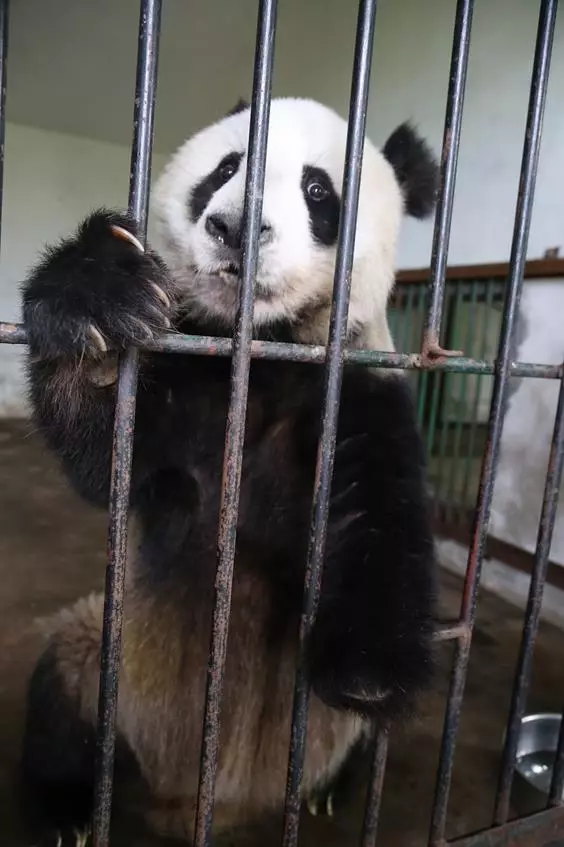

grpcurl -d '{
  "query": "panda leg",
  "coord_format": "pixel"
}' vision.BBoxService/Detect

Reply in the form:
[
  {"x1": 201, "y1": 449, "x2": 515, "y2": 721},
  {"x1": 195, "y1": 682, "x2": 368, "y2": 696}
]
[
  {"x1": 20, "y1": 596, "x2": 141, "y2": 847},
  {"x1": 20, "y1": 642, "x2": 97, "y2": 846}
]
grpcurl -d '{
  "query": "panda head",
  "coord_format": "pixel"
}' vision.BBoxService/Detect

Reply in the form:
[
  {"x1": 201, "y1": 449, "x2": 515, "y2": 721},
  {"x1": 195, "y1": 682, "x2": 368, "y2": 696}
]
[{"x1": 151, "y1": 97, "x2": 438, "y2": 347}]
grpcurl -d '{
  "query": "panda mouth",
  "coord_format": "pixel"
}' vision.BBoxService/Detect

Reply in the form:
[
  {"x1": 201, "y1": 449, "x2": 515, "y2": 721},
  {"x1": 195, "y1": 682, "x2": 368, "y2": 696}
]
[
  {"x1": 211, "y1": 264, "x2": 273, "y2": 301},
  {"x1": 218, "y1": 262, "x2": 240, "y2": 280}
]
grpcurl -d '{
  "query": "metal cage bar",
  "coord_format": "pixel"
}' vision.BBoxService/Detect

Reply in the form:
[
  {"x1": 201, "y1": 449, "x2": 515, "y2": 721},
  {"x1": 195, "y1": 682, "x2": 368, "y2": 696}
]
[
  {"x1": 91, "y1": 1, "x2": 162, "y2": 844},
  {"x1": 0, "y1": 320, "x2": 561, "y2": 380},
  {"x1": 193, "y1": 1, "x2": 278, "y2": 843},
  {"x1": 429, "y1": 1, "x2": 559, "y2": 842},
  {"x1": 493, "y1": 375, "x2": 564, "y2": 824},
  {"x1": 421, "y1": 0, "x2": 473, "y2": 354},
  {"x1": 282, "y1": 1, "x2": 378, "y2": 842},
  {"x1": 360, "y1": 731, "x2": 389, "y2": 847}
]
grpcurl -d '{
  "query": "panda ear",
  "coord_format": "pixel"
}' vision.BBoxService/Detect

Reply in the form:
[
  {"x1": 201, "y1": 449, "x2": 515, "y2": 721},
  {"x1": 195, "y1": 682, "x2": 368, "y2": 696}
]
[
  {"x1": 226, "y1": 98, "x2": 250, "y2": 117},
  {"x1": 382, "y1": 122, "x2": 439, "y2": 219}
]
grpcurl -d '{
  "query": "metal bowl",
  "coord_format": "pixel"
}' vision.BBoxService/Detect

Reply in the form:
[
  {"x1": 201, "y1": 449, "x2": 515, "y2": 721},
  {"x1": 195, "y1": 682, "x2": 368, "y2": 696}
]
[{"x1": 511, "y1": 712, "x2": 562, "y2": 814}]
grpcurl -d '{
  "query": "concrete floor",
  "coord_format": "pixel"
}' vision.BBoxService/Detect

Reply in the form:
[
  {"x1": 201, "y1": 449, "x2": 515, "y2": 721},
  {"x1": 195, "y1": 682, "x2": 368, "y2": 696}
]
[{"x1": 0, "y1": 419, "x2": 562, "y2": 846}]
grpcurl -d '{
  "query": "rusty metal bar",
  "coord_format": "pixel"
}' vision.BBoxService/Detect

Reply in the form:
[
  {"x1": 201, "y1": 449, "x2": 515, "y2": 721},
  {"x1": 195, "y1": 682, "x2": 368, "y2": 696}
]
[
  {"x1": 0, "y1": 0, "x2": 8, "y2": 246},
  {"x1": 548, "y1": 709, "x2": 564, "y2": 806},
  {"x1": 361, "y1": 731, "x2": 389, "y2": 847},
  {"x1": 281, "y1": 2, "x2": 378, "y2": 844},
  {"x1": 192, "y1": 1, "x2": 277, "y2": 844},
  {"x1": 428, "y1": 1, "x2": 558, "y2": 843},
  {"x1": 448, "y1": 805, "x2": 564, "y2": 847},
  {"x1": 421, "y1": 0, "x2": 474, "y2": 356},
  {"x1": 493, "y1": 374, "x2": 564, "y2": 824},
  {"x1": 91, "y1": 1, "x2": 162, "y2": 844},
  {"x1": 1, "y1": 321, "x2": 562, "y2": 379}
]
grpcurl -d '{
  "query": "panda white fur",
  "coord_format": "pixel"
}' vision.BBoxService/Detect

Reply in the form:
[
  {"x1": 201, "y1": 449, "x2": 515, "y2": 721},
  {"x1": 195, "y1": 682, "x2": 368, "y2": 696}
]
[{"x1": 20, "y1": 97, "x2": 439, "y2": 845}]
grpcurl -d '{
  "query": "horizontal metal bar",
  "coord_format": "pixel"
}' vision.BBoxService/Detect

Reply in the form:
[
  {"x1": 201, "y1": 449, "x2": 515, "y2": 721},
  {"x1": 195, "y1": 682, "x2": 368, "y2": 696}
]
[
  {"x1": 434, "y1": 621, "x2": 469, "y2": 642},
  {"x1": 91, "y1": 1, "x2": 162, "y2": 844},
  {"x1": 493, "y1": 374, "x2": 564, "y2": 824},
  {"x1": 193, "y1": 1, "x2": 278, "y2": 844},
  {"x1": 447, "y1": 805, "x2": 564, "y2": 847},
  {"x1": 3, "y1": 322, "x2": 561, "y2": 379},
  {"x1": 428, "y1": 0, "x2": 558, "y2": 841}
]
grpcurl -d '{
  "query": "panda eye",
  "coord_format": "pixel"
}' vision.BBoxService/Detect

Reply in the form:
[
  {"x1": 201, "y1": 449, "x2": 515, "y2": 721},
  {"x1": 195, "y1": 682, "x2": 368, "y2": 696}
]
[
  {"x1": 306, "y1": 180, "x2": 329, "y2": 202},
  {"x1": 219, "y1": 162, "x2": 237, "y2": 180},
  {"x1": 217, "y1": 153, "x2": 242, "y2": 183}
]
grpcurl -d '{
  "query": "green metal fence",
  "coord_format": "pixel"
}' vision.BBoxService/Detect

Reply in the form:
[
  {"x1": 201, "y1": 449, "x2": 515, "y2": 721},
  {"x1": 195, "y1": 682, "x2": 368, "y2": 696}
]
[{"x1": 389, "y1": 279, "x2": 505, "y2": 526}]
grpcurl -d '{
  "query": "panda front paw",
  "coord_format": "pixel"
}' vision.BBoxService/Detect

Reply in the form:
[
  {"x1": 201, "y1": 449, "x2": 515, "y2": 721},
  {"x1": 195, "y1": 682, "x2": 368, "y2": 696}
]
[
  {"x1": 22, "y1": 209, "x2": 177, "y2": 361},
  {"x1": 308, "y1": 614, "x2": 435, "y2": 720}
]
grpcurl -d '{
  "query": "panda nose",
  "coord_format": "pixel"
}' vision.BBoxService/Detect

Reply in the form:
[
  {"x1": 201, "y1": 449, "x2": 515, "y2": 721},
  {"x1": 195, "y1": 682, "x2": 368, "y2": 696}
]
[
  {"x1": 205, "y1": 213, "x2": 273, "y2": 250},
  {"x1": 205, "y1": 213, "x2": 241, "y2": 250}
]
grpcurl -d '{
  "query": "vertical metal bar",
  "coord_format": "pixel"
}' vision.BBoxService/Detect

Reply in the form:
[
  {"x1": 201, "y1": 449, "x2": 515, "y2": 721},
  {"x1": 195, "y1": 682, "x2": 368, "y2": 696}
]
[
  {"x1": 549, "y1": 710, "x2": 564, "y2": 806},
  {"x1": 91, "y1": 1, "x2": 162, "y2": 844},
  {"x1": 421, "y1": 0, "x2": 474, "y2": 353},
  {"x1": 428, "y1": 2, "x2": 558, "y2": 841},
  {"x1": 425, "y1": 367, "x2": 444, "y2": 502},
  {"x1": 360, "y1": 731, "x2": 389, "y2": 847},
  {"x1": 434, "y1": 288, "x2": 455, "y2": 507},
  {"x1": 193, "y1": 2, "x2": 277, "y2": 843},
  {"x1": 446, "y1": 282, "x2": 476, "y2": 520},
  {"x1": 0, "y1": 0, "x2": 8, "y2": 249},
  {"x1": 282, "y1": 2, "x2": 378, "y2": 843},
  {"x1": 493, "y1": 374, "x2": 564, "y2": 824},
  {"x1": 460, "y1": 280, "x2": 494, "y2": 513}
]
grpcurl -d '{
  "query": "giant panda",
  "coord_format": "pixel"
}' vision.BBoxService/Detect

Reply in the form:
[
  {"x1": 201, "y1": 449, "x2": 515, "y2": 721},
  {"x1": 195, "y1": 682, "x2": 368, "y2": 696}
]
[{"x1": 19, "y1": 97, "x2": 439, "y2": 845}]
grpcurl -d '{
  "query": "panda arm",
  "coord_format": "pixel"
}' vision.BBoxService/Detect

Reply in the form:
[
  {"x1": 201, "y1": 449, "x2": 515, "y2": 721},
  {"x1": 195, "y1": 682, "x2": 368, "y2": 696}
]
[
  {"x1": 22, "y1": 210, "x2": 177, "y2": 508},
  {"x1": 307, "y1": 369, "x2": 438, "y2": 718}
]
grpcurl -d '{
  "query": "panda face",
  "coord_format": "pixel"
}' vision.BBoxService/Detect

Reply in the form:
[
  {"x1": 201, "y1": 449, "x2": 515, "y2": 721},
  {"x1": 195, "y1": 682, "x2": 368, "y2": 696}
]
[{"x1": 151, "y1": 97, "x2": 437, "y2": 345}]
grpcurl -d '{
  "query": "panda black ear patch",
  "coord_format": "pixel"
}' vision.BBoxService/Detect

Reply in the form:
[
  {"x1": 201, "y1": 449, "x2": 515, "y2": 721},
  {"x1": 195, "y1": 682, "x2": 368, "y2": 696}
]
[
  {"x1": 227, "y1": 98, "x2": 250, "y2": 117},
  {"x1": 382, "y1": 123, "x2": 439, "y2": 220}
]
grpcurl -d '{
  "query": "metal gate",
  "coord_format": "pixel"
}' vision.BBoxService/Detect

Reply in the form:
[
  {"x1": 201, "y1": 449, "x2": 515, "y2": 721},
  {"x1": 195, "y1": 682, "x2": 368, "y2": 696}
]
[{"x1": 0, "y1": 0, "x2": 563, "y2": 845}]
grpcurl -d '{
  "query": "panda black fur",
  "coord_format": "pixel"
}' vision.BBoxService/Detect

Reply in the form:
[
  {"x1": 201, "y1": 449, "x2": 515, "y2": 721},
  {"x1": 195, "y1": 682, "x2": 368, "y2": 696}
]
[{"x1": 20, "y1": 97, "x2": 439, "y2": 845}]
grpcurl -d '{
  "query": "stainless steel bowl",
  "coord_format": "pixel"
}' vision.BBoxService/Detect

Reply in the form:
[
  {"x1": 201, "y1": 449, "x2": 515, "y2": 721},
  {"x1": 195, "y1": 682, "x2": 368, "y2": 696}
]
[{"x1": 511, "y1": 712, "x2": 562, "y2": 814}]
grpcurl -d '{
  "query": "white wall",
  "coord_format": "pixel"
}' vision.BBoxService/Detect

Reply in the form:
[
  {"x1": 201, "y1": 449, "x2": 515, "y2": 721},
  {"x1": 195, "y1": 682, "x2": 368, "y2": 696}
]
[
  {"x1": 490, "y1": 281, "x2": 564, "y2": 567},
  {"x1": 0, "y1": 123, "x2": 167, "y2": 414}
]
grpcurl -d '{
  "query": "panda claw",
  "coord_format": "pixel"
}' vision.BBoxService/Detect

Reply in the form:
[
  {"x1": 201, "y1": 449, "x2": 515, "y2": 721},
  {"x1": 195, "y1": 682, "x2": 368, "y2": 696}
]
[
  {"x1": 326, "y1": 792, "x2": 334, "y2": 817},
  {"x1": 150, "y1": 282, "x2": 171, "y2": 310},
  {"x1": 110, "y1": 224, "x2": 145, "y2": 254},
  {"x1": 87, "y1": 324, "x2": 108, "y2": 353},
  {"x1": 74, "y1": 829, "x2": 89, "y2": 847},
  {"x1": 306, "y1": 797, "x2": 319, "y2": 817}
]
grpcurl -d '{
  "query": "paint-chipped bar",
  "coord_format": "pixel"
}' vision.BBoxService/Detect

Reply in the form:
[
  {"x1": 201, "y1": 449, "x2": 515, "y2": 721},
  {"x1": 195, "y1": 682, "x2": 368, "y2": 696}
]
[
  {"x1": 421, "y1": 0, "x2": 474, "y2": 356},
  {"x1": 1, "y1": 319, "x2": 563, "y2": 381},
  {"x1": 493, "y1": 375, "x2": 564, "y2": 825},
  {"x1": 361, "y1": 731, "x2": 389, "y2": 847},
  {"x1": 91, "y1": 1, "x2": 162, "y2": 845},
  {"x1": 428, "y1": 1, "x2": 559, "y2": 843},
  {"x1": 282, "y1": 1, "x2": 379, "y2": 844},
  {"x1": 192, "y1": 1, "x2": 278, "y2": 844}
]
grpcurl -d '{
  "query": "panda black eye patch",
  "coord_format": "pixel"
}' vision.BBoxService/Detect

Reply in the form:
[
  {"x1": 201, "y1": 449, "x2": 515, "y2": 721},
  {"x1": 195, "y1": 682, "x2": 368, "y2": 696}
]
[
  {"x1": 189, "y1": 152, "x2": 244, "y2": 222},
  {"x1": 301, "y1": 165, "x2": 340, "y2": 247}
]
